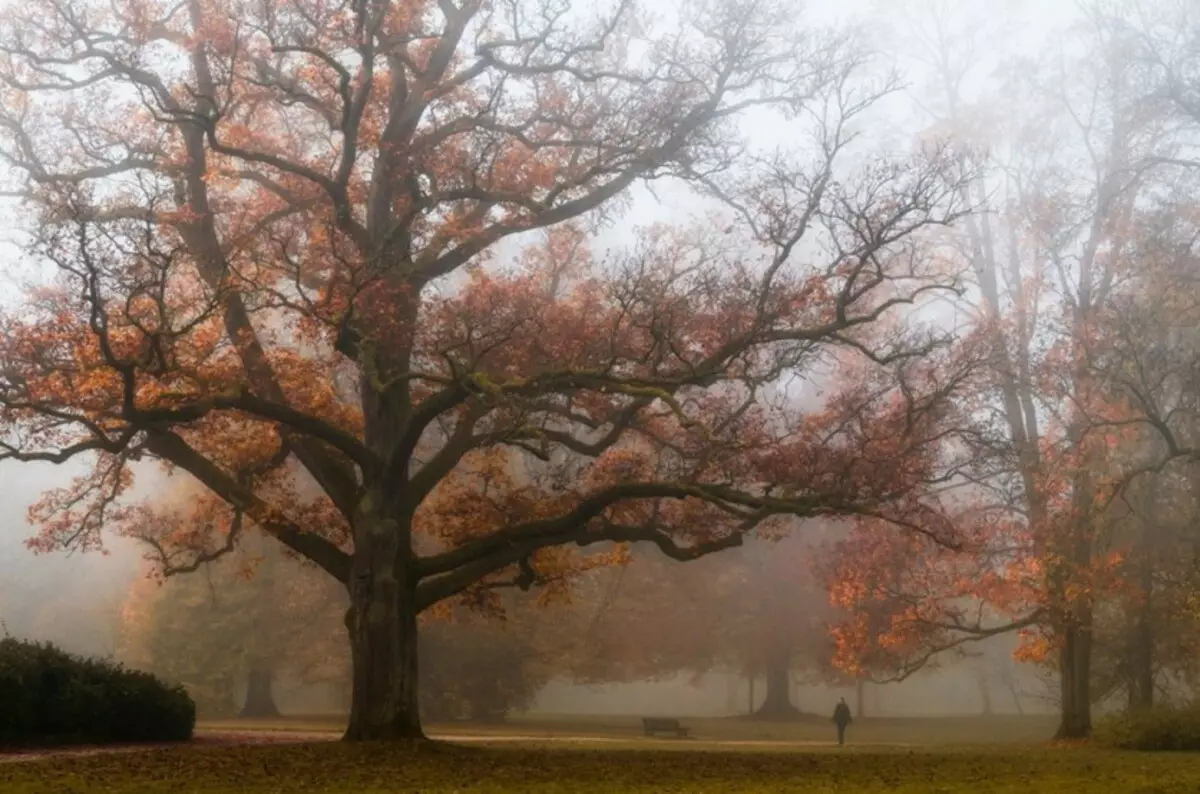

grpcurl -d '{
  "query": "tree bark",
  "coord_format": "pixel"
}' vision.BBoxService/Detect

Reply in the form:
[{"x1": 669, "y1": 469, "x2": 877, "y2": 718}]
[
  {"x1": 1055, "y1": 405, "x2": 1097, "y2": 740},
  {"x1": 753, "y1": 658, "x2": 800, "y2": 719},
  {"x1": 342, "y1": 501, "x2": 424, "y2": 741},
  {"x1": 1055, "y1": 620, "x2": 1092, "y2": 739},
  {"x1": 343, "y1": 581, "x2": 423, "y2": 740},
  {"x1": 240, "y1": 666, "x2": 281, "y2": 719}
]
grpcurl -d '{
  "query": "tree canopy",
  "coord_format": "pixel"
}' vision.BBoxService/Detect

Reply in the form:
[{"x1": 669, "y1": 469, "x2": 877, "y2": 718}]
[{"x1": 0, "y1": 0, "x2": 991, "y2": 740}]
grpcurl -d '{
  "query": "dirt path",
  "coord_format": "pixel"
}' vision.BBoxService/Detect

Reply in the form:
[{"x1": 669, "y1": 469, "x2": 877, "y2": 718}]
[{"x1": 0, "y1": 729, "x2": 897, "y2": 764}]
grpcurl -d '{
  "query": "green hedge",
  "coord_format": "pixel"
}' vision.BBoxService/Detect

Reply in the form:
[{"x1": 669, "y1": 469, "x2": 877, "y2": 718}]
[
  {"x1": 0, "y1": 637, "x2": 195, "y2": 747},
  {"x1": 1094, "y1": 704, "x2": 1200, "y2": 752}
]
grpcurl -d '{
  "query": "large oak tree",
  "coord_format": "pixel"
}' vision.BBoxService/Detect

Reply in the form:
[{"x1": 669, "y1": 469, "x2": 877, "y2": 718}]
[{"x1": 0, "y1": 0, "x2": 987, "y2": 739}]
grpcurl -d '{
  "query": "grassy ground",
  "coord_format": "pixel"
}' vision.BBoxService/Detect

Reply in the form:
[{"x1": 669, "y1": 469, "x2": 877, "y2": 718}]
[
  {"x1": 201, "y1": 712, "x2": 1062, "y2": 746},
  {"x1": 2, "y1": 741, "x2": 1199, "y2": 793}
]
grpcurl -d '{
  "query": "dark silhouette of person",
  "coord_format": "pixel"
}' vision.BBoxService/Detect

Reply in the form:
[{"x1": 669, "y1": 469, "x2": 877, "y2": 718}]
[{"x1": 832, "y1": 697, "x2": 852, "y2": 745}]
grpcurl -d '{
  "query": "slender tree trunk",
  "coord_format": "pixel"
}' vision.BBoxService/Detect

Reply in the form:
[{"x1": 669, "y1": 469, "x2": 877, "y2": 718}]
[
  {"x1": 1004, "y1": 670, "x2": 1025, "y2": 715},
  {"x1": 747, "y1": 672, "x2": 756, "y2": 716},
  {"x1": 1055, "y1": 620, "x2": 1092, "y2": 739},
  {"x1": 1128, "y1": 565, "x2": 1155, "y2": 711},
  {"x1": 240, "y1": 536, "x2": 281, "y2": 720},
  {"x1": 977, "y1": 671, "x2": 993, "y2": 716},
  {"x1": 1055, "y1": 404, "x2": 1096, "y2": 740},
  {"x1": 1128, "y1": 490, "x2": 1157, "y2": 712},
  {"x1": 240, "y1": 666, "x2": 281, "y2": 719},
  {"x1": 1054, "y1": 533, "x2": 1094, "y2": 739},
  {"x1": 855, "y1": 678, "x2": 865, "y2": 719},
  {"x1": 342, "y1": 503, "x2": 424, "y2": 741},
  {"x1": 1134, "y1": 617, "x2": 1154, "y2": 710}
]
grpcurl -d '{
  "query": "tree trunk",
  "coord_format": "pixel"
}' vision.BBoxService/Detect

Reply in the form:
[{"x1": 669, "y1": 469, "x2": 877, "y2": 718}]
[
  {"x1": 1054, "y1": 417, "x2": 1096, "y2": 741},
  {"x1": 1128, "y1": 497, "x2": 1157, "y2": 712},
  {"x1": 855, "y1": 678, "x2": 865, "y2": 719},
  {"x1": 343, "y1": 583, "x2": 423, "y2": 740},
  {"x1": 1005, "y1": 671, "x2": 1025, "y2": 715},
  {"x1": 977, "y1": 671, "x2": 993, "y2": 716},
  {"x1": 753, "y1": 658, "x2": 799, "y2": 719},
  {"x1": 240, "y1": 667, "x2": 281, "y2": 719},
  {"x1": 1128, "y1": 569, "x2": 1155, "y2": 711},
  {"x1": 1055, "y1": 620, "x2": 1092, "y2": 739},
  {"x1": 342, "y1": 504, "x2": 424, "y2": 741}
]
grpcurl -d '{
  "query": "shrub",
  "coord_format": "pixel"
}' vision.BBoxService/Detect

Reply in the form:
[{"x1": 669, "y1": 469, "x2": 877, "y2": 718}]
[
  {"x1": 0, "y1": 637, "x2": 195, "y2": 747},
  {"x1": 1094, "y1": 704, "x2": 1200, "y2": 751}
]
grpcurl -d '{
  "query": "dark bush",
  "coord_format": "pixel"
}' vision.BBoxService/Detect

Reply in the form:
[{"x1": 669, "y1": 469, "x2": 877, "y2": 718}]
[
  {"x1": 1094, "y1": 704, "x2": 1200, "y2": 751},
  {"x1": 0, "y1": 637, "x2": 195, "y2": 747}
]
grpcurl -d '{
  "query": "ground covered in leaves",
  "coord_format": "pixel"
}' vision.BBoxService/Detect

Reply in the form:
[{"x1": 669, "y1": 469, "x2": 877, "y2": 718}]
[
  {"x1": 2, "y1": 741, "x2": 1198, "y2": 793},
  {"x1": 208, "y1": 712, "x2": 1063, "y2": 745}
]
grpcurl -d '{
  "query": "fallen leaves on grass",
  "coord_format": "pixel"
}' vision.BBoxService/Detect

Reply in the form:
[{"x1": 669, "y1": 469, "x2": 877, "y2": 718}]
[{"x1": 0, "y1": 742, "x2": 1196, "y2": 793}]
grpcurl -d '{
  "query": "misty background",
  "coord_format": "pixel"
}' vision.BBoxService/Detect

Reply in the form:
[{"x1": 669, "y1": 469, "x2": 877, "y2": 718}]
[{"x1": 0, "y1": 0, "x2": 1181, "y2": 723}]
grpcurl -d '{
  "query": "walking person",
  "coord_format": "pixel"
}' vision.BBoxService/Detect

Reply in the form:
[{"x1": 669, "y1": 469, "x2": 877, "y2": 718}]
[{"x1": 832, "y1": 697, "x2": 852, "y2": 746}]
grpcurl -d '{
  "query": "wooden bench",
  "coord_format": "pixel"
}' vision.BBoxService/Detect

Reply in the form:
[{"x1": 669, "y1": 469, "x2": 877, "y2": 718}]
[{"x1": 641, "y1": 716, "x2": 691, "y2": 738}]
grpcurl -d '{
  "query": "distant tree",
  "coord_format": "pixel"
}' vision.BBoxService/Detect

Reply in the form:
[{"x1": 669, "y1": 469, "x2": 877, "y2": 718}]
[
  {"x1": 859, "y1": 0, "x2": 1200, "y2": 739},
  {"x1": 119, "y1": 532, "x2": 347, "y2": 718},
  {"x1": 564, "y1": 553, "x2": 718, "y2": 687},
  {"x1": 570, "y1": 531, "x2": 839, "y2": 719},
  {"x1": 711, "y1": 534, "x2": 836, "y2": 719}
]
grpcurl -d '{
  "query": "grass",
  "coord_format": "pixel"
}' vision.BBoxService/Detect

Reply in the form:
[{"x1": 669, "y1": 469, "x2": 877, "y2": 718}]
[
  {"x1": 2, "y1": 741, "x2": 1199, "y2": 793},
  {"x1": 3, "y1": 714, "x2": 1193, "y2": 792},
  {"x1": 200, "y1": 711, "x2": 1062, "y2": 746}
]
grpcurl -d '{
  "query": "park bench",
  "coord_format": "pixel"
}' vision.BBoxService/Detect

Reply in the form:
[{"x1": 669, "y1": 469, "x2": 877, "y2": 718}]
[{"x1": 641, "y1": 716, "x2": 691, "y2": 738}]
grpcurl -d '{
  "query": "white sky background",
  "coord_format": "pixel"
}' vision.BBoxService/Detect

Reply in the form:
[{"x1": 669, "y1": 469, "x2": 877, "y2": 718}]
[{"x1": 0, "y1": 0, "x2": 1090, "y2": 630}]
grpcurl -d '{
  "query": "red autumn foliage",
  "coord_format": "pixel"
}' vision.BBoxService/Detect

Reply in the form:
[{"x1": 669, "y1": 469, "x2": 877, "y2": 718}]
[{"x1": 0, "y1": 0, "x2": 995, "y2": 739}]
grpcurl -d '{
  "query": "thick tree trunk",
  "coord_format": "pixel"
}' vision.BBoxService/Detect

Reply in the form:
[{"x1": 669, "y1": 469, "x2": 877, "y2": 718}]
[
  {"x1": 343, "y1": 581, "x2": 423, "y2": 740},
  {"x1": 753, "y1": 659, "x2": 800, "y2": 719},
  {"x1": 240, "y1": 667, "x2": 281, "y2": 719},
  {"x1": 342, "y1": 501, "x2": 424, "y2": 742}
]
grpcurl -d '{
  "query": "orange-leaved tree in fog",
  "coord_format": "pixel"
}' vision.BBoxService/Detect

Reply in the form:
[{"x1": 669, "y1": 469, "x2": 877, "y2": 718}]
[
  {"x1": 0, "y1": 0, "x2": 989, "y2": 739},
  {"x1": 868, "y1": 0, "x2": 1200, "y2": 738}
]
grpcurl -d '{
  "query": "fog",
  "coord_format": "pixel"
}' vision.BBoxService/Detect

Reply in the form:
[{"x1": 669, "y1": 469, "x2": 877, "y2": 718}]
[{"x1": 0, "y1": 0, "x2": 1198, "y2": 734}]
